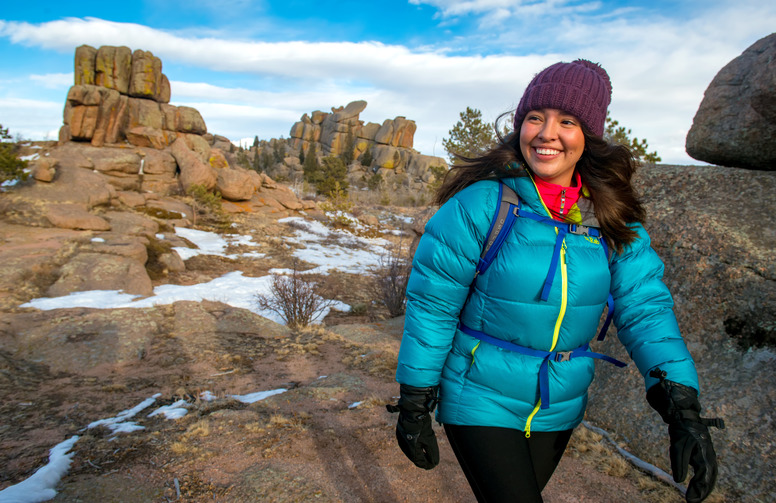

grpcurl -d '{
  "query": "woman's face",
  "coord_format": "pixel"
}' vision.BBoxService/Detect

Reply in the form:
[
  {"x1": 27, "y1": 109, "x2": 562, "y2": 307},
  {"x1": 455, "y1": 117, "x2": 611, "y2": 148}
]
[{"x1": 519, "y1": 108, "x2": 585, "y2": 186}]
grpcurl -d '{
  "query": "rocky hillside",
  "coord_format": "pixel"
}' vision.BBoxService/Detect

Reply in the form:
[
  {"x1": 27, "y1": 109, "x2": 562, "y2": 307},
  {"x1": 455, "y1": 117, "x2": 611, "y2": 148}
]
[{"x1": 587, "y1": 164, "x2": 775, "y2": 503}]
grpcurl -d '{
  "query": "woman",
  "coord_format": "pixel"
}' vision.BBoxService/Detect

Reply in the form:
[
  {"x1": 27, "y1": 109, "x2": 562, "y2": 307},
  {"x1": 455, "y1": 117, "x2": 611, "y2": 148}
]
[{"x1": 388, "y1": 60, "x2": 722, "y2": 503}]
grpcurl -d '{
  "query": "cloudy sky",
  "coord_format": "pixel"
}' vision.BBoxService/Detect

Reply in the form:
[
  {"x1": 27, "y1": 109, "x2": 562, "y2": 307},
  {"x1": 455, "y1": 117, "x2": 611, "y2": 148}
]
[{"x1": 1, "y1": 1, "x2": 773, "y2": 164}]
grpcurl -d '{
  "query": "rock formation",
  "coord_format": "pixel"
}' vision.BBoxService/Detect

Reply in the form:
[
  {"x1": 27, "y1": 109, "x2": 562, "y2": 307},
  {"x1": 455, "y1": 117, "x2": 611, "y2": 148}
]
[
  {"x1": 1, "y1": 45, "x2": 318, "y2": 303},
  {"x1": 686, "y1": 33, "x2": 776, "y2": 170},
  {"x1": 287, "y1": 101, "x2": 447, "y2": 193}
]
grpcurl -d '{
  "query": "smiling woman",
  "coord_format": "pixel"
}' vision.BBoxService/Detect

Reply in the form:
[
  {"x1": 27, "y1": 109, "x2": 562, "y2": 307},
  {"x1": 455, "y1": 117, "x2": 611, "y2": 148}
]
[{"x1": 389, "y1": 59, "x2": 724, "y2": 503}]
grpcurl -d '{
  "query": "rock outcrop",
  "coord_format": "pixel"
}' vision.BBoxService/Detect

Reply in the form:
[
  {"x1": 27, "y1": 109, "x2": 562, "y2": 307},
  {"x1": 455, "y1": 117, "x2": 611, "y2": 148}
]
[
  {"x1": 0, "y1": 45, "x2": 319, "y2": 303},
  {"x1": 63, "y1": 45, "x2": 180, "y2": 148},
  {"x1": 686, "y1": 33, "x2": 776, "y2": 170},
  {"x1": 586, "y1": 165, "x2": 775, "y2": 502},
  {"x1": 287, "y1": 101, "x2": 447, "y2": 193}
]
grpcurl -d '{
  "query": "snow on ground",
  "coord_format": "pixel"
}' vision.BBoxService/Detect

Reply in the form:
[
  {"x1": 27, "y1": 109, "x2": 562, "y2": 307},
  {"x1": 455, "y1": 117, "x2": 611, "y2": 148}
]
[
  {"x1": 0, "y1": 389, "x2": 291, "y2": 503},
  {"x1": 20, "y1": 213, "x2": 396, "y2": 321},
  {"x1": 0, "y1": 436, "x2": 79, "y2": 503},
  {"x1": 4, "y1": 211, "x2": 399, "y2": 501},
  {"x1": 279, "y1": 216, "x2": 392, "y2": 275}
]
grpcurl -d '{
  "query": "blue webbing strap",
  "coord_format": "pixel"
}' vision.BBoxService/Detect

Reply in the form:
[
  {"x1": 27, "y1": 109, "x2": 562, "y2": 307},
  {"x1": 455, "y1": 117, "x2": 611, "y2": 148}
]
[
  {"x1": 597, "y1": 237, "x2": 614, "y2": 341},
  {"x1": 459, "y1": 323, "x2": 627, "y2": 409},
  {"x1": 476, "y1": 184, "x2": 519, "y2": 278}
]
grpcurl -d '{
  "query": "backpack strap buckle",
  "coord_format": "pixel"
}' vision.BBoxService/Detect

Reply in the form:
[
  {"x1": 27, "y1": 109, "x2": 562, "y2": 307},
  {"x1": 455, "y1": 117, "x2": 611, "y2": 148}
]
[{"x1": 554, "y1": 351, "x2": 573, "y2": 362}]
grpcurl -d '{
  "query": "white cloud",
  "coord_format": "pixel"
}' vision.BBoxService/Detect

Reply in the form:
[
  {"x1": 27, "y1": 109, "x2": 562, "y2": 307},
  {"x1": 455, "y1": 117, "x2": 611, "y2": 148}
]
[
  {"x1": 0, "y1": 97, "x2": 63, "y2": 140},
  {"x1": 29, "y1": 72, "x2": 73, "y2": 89},
  {"x1": 1, "y1": 11, "x2": 774, "y2": 164}
]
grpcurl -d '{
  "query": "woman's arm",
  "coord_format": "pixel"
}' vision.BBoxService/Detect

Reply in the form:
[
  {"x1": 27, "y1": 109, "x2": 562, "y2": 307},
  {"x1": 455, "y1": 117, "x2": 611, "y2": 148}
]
[
  {"x1": 396, "y1": 182, "x2": 498, "y2": 387},
  {"x1": 609, "y1": 224, "x2": 700, "y2": 392}
]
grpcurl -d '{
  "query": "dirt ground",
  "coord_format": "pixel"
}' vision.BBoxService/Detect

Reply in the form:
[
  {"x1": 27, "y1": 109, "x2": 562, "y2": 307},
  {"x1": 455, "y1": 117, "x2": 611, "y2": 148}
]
[{"x1": 0, "y1": 208, "x2": 697, "y2": 503}]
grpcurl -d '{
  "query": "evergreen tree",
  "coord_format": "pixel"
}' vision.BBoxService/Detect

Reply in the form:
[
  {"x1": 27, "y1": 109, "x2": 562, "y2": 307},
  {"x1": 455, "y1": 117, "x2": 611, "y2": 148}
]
[
  {"x1": 261, "y1": 147, "x2": 273, "y2": 172},
  {"x1": 272, "y1": 139, "x2": 285, "y2": 163},
  {"x1": 317, "y1": 156, "x2": 349, "y2": 196},
  {"x1": 361, "y1": 144, "x2": 373, "y2": 168},
  {"x1": 252, "y1": 148, "x2": 262, "y2": 172},
  {"x1": 0, "y1": 124, "x2": 29, "y2": 185},
  {"x1": 303, "y1": 142, "x2": 320, "y2": 183},
  {"x1": 340, "y1": 130, "x2": 356, "y2": 165},
  {"x1": 442, "y1": 107, "x2": 496, "y2": 162},
  {"x1": 252, "y1": 135, "x2": 259, "y2": 149}
]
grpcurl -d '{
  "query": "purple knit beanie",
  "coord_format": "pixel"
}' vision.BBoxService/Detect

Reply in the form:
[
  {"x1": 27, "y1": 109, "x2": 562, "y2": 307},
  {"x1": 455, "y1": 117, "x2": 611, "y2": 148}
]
[{"x1": 514, "y1": 59, "x2": 612, "y2": 137}]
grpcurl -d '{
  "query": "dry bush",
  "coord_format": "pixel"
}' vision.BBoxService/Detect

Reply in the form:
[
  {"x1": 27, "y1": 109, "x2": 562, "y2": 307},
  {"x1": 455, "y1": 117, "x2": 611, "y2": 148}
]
[
  {"x1": 255, "y1": 262, "x2": 335, "y2": 330},
  {"x1": 369, "y1": 241, "x2": 412, "y2": 317}
]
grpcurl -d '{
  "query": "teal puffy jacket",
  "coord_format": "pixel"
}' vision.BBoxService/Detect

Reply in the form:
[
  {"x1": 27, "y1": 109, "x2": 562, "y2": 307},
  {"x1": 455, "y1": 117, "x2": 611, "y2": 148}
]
[{"x1": 396, "y1": 172, "x2": 698, "y2": 434}]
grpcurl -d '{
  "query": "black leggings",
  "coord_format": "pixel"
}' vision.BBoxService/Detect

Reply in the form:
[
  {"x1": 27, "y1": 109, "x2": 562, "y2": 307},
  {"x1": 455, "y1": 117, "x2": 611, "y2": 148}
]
[{"x1": 444, "y1": 424, "x2": 573, "y2": 503}]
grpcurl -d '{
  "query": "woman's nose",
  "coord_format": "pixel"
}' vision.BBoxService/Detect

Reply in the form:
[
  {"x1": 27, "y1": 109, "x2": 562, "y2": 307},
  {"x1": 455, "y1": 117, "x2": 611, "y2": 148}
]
[{"x1": 538, "y1": 119, "x2": 559, "y2": 140}]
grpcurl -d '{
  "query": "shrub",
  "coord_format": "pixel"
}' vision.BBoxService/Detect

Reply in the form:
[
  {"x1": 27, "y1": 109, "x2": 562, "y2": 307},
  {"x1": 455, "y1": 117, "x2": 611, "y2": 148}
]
[
  {"x1": 361, "y1": 145, "x2": 373, "y2": 168},
  {"x1": 255, "y1": 262, "x2": 334, "y2": 329},
  {"x1": 316, "y1": 156, "x2": 349, "y2": 197},
  {"x1": 366, "y1": 171, "x2": 383, "y2": 191},
  {"x1": 0, "y1": 125, "x2": 29, "y2": 187},
  {"x1": 186, "y1": 184, "x2": 230, "y2": 230},
  {"x1": 370, "y1": 241, "x2": 412, "y2": 317}
]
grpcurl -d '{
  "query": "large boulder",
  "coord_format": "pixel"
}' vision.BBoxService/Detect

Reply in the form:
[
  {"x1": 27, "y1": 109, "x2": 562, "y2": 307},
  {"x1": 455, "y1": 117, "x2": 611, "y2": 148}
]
[
  {"x1": 217, "y1": 168, "x2": 256, "y2": 201},
  {"x1": 8, "y1": 162, "x2": 115, "y2": 208},
  {"x1": 585, "y1": 164, "x2": 776, "y2": 502},
  {"x1": 686, "y1": 33, "x2": 776, "y2": 170},
  {"x1": 47, "y1": 252, "x2": 153, "y2": 297},
  {"x1": 171, "y1": 137, "x2": 216, "y2": 191},
  {"x1": 45, "y1": 203, "x2": 111, "y2": 231}
]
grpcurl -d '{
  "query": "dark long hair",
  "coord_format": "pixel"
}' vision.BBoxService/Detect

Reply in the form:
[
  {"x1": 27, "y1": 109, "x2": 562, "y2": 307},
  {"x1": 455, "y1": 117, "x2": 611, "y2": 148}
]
[{"x1": 435, "y1": 112, "x2": 646, "y2": 252}]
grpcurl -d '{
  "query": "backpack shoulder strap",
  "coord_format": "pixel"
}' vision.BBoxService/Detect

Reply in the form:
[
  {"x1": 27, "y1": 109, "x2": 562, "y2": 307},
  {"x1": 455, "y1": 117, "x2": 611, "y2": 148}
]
[{"x1": 476, "y1": 183, "x2": 519, "y2": 278}]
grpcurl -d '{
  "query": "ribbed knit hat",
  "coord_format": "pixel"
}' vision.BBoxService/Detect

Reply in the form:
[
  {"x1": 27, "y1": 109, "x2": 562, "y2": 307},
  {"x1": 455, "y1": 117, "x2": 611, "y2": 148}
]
[{"x1": 514, "y1": 59, "x2": 612, "y2": 137}]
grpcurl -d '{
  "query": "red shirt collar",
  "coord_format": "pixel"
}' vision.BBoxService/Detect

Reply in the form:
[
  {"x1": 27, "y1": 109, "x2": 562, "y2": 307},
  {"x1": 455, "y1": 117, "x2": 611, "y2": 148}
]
[{"x1": 533, "y1": 172, "x2": 583, "y2": 221}]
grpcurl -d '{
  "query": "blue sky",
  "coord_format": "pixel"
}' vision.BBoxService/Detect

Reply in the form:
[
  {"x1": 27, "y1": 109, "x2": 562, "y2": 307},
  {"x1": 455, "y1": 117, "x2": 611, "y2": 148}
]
[{"x1": 1, "y1": 1, "x2": 774, "y2": 164}]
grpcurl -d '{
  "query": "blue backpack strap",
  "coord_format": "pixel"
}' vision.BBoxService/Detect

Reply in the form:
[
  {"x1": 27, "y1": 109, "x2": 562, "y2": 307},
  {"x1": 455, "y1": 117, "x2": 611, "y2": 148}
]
[
  {"x1": 475, "y1": 183, "x2": 520, "y2": 279},
  {"x1": 459, "y1": 322, "x2": 626, "y2": 408}
]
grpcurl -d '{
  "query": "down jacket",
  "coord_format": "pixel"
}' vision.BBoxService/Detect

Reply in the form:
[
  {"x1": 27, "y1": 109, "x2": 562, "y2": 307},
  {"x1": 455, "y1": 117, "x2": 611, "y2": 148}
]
[{"x1": 396, "y1": 168, "x2": 698, "y2": 433}]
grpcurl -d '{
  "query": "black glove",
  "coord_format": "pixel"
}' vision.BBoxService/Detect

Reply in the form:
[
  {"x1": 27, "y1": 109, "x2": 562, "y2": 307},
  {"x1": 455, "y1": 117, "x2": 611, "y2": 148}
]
[
  {"x1": 386, "y1": 384, "x2": 439, "y2": 470},
  {"x1": 647, "y1": 368, "x2": 725, "y2": 503}
]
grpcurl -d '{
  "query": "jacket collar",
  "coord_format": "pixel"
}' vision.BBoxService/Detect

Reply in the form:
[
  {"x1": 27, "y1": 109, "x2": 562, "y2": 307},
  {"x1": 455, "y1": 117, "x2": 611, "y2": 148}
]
[{"x1": 501, "y1": 162, "x2": 601, "y2": 228}]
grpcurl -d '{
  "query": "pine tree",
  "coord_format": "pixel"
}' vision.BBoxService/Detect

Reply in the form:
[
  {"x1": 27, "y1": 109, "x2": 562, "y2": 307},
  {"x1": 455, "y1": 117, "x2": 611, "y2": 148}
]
[
  {"x1": 303, "y1": 142, "x2": 320, "y2": 183},
  {"x1": 0, "y1": 124, "x2": 28, "y2": 185},
  {"x1": 442, "y1": 107, "x2": 496, "y2": 163},
  {"x1": 317, "y1": 156, "x2": 349, "y2": 196},
  {"x1": 272, "y1": 139, "x2": 285, "y2": 163},
  {"x1": 361, "y1": 144, "x2": 373, "y2": 168},
  {"x1": 340, "y1": 130, "x2": 355, "y2": 165}
]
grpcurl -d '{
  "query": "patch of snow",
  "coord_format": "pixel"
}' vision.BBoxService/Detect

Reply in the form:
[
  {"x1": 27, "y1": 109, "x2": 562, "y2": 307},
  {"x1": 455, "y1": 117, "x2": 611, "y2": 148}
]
[
  {"x1": 148, "y1": 400, "x2": 190, "y2": 420},
  {"x1": 231, "y1": 388, "x2": 287, "y2": 404},
  {"x1": 0, "y1": 436, "x2": 79, "y2": 503},
  {"x1": 348, "y1": 401, "x2": 363, "y2": 409},
  {"x1": 87, "y1": 394, "x2": 160, "y2": 434},
  {"x1": 91, "y1": 237, "x2": 105, "y2": 243}
]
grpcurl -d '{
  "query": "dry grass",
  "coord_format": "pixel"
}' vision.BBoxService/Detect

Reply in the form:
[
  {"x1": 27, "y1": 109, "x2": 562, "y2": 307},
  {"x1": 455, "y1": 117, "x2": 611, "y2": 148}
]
[
  {"x1": 567, "y1": 424, "x2": 700, "y2": 503},
  {"x1": 342, "y1": 348, "x2": 397, "y2": 379}
]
